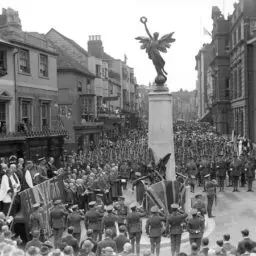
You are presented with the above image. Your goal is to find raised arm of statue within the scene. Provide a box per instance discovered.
[140,17,152,39]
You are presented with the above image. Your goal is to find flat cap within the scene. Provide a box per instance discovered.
[89,201,96,206]
[171,203,179,209]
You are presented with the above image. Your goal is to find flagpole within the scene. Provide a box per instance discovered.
[200,15,203,47]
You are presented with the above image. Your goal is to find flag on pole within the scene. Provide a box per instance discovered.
[203,27,212,38]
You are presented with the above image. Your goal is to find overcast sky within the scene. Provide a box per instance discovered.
[0,0,237,92]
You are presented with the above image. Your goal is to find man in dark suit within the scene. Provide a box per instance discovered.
[145,206,164,256]
[61,226,79,253]
[167,203,188,256]
[85,201,102,242]
[114,225,130,253]
[126,203,145,256]
[96,229,117,256]
[187,209,205,250]
[50,200,68,248]
[67,205,83,241]
[237,229,256,255]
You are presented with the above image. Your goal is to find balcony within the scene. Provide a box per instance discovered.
[0,115,68,141]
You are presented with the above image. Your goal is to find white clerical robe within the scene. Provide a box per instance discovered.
[0,174,19,203]
[25,169,34,188]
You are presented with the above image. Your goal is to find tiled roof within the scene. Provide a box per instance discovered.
[48,28,88,57]
[52,44,95,78]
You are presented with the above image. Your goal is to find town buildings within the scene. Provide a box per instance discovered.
[195,44,213,120]
[46,30,140,151]
[0,8,66,161]
[195,0,256,141]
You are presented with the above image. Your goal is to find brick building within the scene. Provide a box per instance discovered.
[210,6,232,134]
[0,8,66,161]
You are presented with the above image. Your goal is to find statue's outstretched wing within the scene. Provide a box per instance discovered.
[157,33,176,53]
[148,148,156,169]
[157,153,171,170]
[135,36,151,51]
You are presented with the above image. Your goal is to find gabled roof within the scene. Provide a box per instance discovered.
[52,44,95,78]
[47,28,88,57]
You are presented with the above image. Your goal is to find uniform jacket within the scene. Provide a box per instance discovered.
[96,237,117,256]
[61,234,79,252]
[187,216,204,238]
[216,161,226,177]
[102,213,117,234]
[115,203,128,224]
[145,215,164,237]
[205,181,217,196]
[50,206,67,229]
[114,234,130,253]
[29,211,44,231]
[167,211,188,235]
[85,209,102,230]
[68,212,83,233]
[126,212,142,234]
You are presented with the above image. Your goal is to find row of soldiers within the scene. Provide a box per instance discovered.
[186,152,256,193]
[29,193,208,256]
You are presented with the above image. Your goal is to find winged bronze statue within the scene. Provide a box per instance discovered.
[135,17,176,89]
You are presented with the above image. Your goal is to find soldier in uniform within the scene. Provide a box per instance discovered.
[245,158,255,192]
[102,205,118,238]
[114,196,128,228]
[239,155,246,188]
[192,195,206,217]
[126,203,145,256]
[216,156,226,192]
[85,201,102,242]
[187,209,205,250]
[95,194,105,241]
[145,206,164,256]
[29,203,44,241]
[205,175,218,218]
[67,204,84,242]
[230,155,240,192]
[167,203,188,256]
[50,200,68,248]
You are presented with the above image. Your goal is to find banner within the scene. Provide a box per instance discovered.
[19,175,65,238]
[146,180,180,214]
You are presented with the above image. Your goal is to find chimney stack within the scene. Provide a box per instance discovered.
[88,35,104,59]
[0,8,22,30]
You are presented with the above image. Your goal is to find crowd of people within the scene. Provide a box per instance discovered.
[0,121,255,256]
